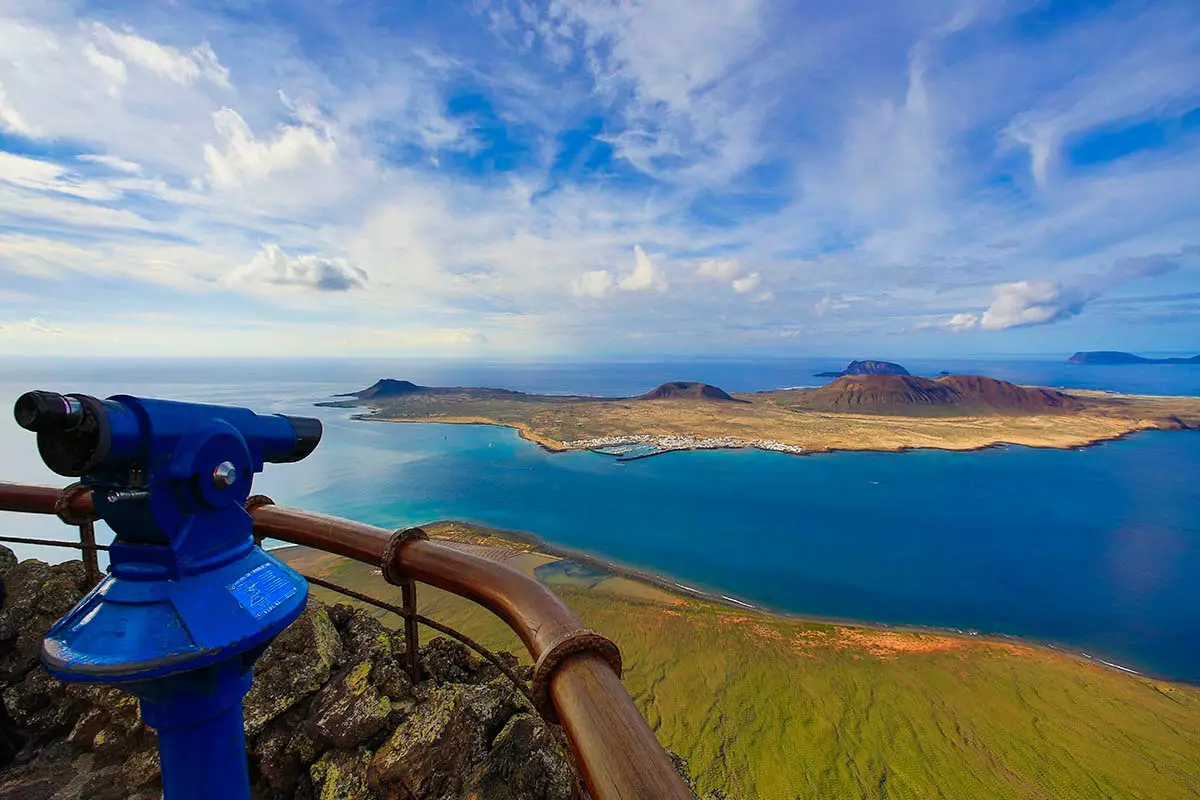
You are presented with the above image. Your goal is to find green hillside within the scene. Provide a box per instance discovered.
[283,540,1200,800]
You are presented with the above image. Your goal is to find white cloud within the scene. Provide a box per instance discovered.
[0,317,63,336]
[228,244,368,291]
[1001,11,1200,190]
[948,246,1196,331]
[517,0,772,185]
[1,2,1198,356]
[731,272,761,294]
[945,312,980,332]
[697,258,741,279]
[203,107,337,188]
[617,245,668,292]
[83,43,127,96]
[982,281,1086,330]
[77,154,142,174]
[0,152,122,201]
[572,269,615,298]
[942,281,1083,332]
[571,246,669,298]
[92,24,230,88]
[0,82,34,135]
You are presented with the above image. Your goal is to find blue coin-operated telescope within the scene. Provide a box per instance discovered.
[14,390,322,800]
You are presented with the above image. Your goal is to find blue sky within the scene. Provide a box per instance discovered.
[0,0,1197,358]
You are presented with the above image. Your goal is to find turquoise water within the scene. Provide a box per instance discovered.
[0,357,1197,682]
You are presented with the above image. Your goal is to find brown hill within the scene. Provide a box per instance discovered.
[792,374,1084,416]
[637,381,740,402]
[935,375,1084,413]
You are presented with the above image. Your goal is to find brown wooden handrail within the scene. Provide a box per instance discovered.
[0,481,693,800]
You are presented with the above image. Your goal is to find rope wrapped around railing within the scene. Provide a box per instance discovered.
[0,481,694,800]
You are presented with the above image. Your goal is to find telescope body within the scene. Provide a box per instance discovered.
[16,391,321,800]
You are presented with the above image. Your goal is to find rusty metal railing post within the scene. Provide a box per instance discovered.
[54,483,102,585]
[77,521,101,585]
[246,496,275,549]
[382,527,430,685]
[399,578,420,683]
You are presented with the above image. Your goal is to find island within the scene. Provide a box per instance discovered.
[1069,351,1200,365]
[321,375,1200,458]
[814,359,911,377]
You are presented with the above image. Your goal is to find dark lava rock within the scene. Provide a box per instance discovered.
[0,557,90,683]
[368,681,530,799]
[306,659,393,750]
[419,636,480,685]
[310,747,376,799]
[0,548,588,800]
[465,713,577,800]
[0,547,17,580]
[243,601,343,737]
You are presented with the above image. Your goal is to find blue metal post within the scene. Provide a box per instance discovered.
[13,390,323,800]
[136,663,255,800]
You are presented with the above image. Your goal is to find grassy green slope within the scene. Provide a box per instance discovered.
[298,552,1200,800]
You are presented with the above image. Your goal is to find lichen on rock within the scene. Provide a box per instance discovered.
[243,601,343,738]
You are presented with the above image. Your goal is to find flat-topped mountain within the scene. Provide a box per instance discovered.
[1069,351,1200,365]
[637,381,740,402]
[790,374,1083,416]
[344,378,427,399]
[815,360,911,378]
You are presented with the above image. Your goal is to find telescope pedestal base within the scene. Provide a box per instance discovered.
[134,661,254,800]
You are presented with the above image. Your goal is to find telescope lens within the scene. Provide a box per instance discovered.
[14,391,85,432]
[279,415,322,463]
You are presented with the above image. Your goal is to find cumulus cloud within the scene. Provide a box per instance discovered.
[947,247,1196,331]
[980,280,1086,330]
[945,312,980,332]
[618,245,668,291]
[572,269,615,298]
[228,244,368,291]
[203,106,336,188]
[572,246,669,299]
[696,256,769,297]
[731,272,761,293]
[92,24,230,88]
[697,258,741,279]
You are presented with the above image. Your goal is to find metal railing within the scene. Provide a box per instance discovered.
[0,481,693,800]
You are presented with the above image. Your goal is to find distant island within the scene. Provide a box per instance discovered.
[322,375,1200,458]
[815,359,911,378]
[1069,351,1200,365]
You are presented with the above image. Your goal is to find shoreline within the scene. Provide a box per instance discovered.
[267,522,1187,687]
[350,412,1181,460]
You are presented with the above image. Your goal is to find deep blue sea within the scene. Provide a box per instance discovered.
[1,356,1197,682]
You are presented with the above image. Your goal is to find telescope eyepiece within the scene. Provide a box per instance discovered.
[14,391,85,433]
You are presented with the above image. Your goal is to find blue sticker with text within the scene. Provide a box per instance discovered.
[228,563,297,620]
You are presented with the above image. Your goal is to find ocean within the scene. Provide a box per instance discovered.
[1,356,1197,682]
